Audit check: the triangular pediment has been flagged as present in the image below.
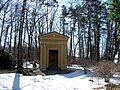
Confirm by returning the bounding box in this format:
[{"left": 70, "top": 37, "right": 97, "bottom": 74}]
[{"left": 40, "top": 31, "right": 68, "bottom": 39}]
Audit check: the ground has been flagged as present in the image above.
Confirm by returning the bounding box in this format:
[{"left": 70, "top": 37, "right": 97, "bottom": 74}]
[{"left": 0, "top": 65, "right": 120, "bottom": 90}]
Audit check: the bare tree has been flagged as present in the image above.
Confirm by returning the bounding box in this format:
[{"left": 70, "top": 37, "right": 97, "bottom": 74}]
[
  {"left": 17, "top": 0, "right": 27, "bottom": 72},
  {"left": 13, "top": 0, "right": 19, "bottom": 61},
  {"left": 49, "top": 6, "right": 58, "bottom": 32},
  {"left": 0, "top": 0, "right": 10, "bottom": 12},
  {"left": 0, "top": 2, "right": 9, "bottom": 46},
  {"left": 8, "top": 1, "right": 14, "bottom": 53},
  {"left": 93, "top": 60, "right": 117, "bottom": 82},
  {"left": 3, "top": 25, "right": 9, "bottom": 50},
  {"left": 86, "top": 2, "right": 92, "bottom": 60}
]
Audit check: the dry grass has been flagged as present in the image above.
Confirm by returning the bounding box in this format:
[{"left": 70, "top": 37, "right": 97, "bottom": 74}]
[{"left": 105, "top": 83, "right": 120, "bottom": 90}]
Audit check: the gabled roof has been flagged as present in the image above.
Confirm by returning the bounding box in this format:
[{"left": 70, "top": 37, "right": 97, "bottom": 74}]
[{"left": 40, "top": 31, "right": 68, "bottom": 40}]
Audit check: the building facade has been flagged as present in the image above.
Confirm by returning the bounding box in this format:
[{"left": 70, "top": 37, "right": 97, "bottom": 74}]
[{"left": 39, "top": 32, "right": 68, "bottom": 69}]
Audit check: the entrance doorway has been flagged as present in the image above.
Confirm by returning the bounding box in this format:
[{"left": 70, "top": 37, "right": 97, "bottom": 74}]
[{"left": 49, "top": 50, "right": 58, "bottom": 69}]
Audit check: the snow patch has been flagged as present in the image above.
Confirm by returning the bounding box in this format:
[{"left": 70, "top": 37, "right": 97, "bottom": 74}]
[{"left": 0, "top": 66, "right": 120, "bottom": 90}]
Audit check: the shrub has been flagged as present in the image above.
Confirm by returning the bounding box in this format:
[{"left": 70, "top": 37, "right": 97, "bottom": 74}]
[
  {"left": 0, "top": 50, "right": 15, "bottom": 70},
  {"left": 105, "top": 83, "right": 120, "bottom": 90},
  {"left": 93, "top": 60, "right": 117, "bottom": 82}
]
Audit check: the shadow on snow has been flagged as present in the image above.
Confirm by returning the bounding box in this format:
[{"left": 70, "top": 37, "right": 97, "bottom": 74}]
[
  {"left": 42, "top": 68, "right": 92, "bottom": 78},
  {"left": 12, "top": 73, "right": 20, "bottom": 90},
  {"left": 61, "top": 69, "right": 92, "bottom": 78}
]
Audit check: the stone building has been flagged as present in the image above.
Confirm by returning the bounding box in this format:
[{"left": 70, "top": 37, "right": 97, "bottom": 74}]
[{"left": 39, "top": 32, "right": 68, "bottom": 69}]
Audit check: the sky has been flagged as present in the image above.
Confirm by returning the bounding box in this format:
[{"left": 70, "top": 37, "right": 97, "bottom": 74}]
[
  {"left": 57, "top": 0, "right": 107, "bottom": 6},
  {"left": 57, "top": 0, "right": 82, "bottom": 7}
]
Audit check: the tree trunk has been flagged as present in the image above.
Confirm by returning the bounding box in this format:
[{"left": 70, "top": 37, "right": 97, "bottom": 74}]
[
  {"left": 3, "top": 25, "right": 9, "bottom": 50},
  {"left": 113, "top": 22, "right": 119, "bottom": 61},
  {"left": 49, "top": 7, "right": 58, "bottom": 32},
  {"left": 82, "top": 35, "right": 84, "bottom": 58},
  {"left": 13, "top": 1, "right": 19, "bottom": 61},
  {"left": 118, "top": 45, "right": 120, "bottom": 63},
  {"left": 104, "top": 20, "right": 111, "bottom": 58},
  {"left": 104, "top": 75, "right": 110, "bottom": 82},
  {"left": 13, "top": 22, "right": 19, "bottom": 62},
  {"left": 78, "top": 24, "right": 81, "bottom": 58},
  {"left": 0, "top": 9, "right": 6, "bottom": 46},
  {"left": 17, "top": 0, "right": 26, "bottom": 73},
  {"left": 9, "top": 13, "right": 13, "bottom": 53},
  {"left": 94, "top": 16, "right": 100, "bottom": 61},
  {"left": 87, "top": 4, "right": 92, "bottom": 59},
  {"left": 69, "top": 31, "right": 73, "bottom": 57}
]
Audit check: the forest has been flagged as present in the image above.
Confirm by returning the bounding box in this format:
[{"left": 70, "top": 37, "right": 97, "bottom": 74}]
[{"left": 0, "top": 0, "right": 120, "bottom": 72}]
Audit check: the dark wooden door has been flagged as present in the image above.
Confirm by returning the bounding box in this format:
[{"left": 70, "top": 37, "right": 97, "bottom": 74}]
[{"left": 49, "top": 50, "right": 58, "bottom": 69}]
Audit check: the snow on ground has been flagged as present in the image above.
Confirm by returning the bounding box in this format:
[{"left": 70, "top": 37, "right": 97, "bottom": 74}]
[{"left": 0, "top": 65, "right": 120, "bottom": 90}]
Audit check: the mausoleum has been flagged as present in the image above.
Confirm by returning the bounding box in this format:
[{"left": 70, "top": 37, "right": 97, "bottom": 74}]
[{"left": 39, "top": 32, "right": 68, "bottom": 69}]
